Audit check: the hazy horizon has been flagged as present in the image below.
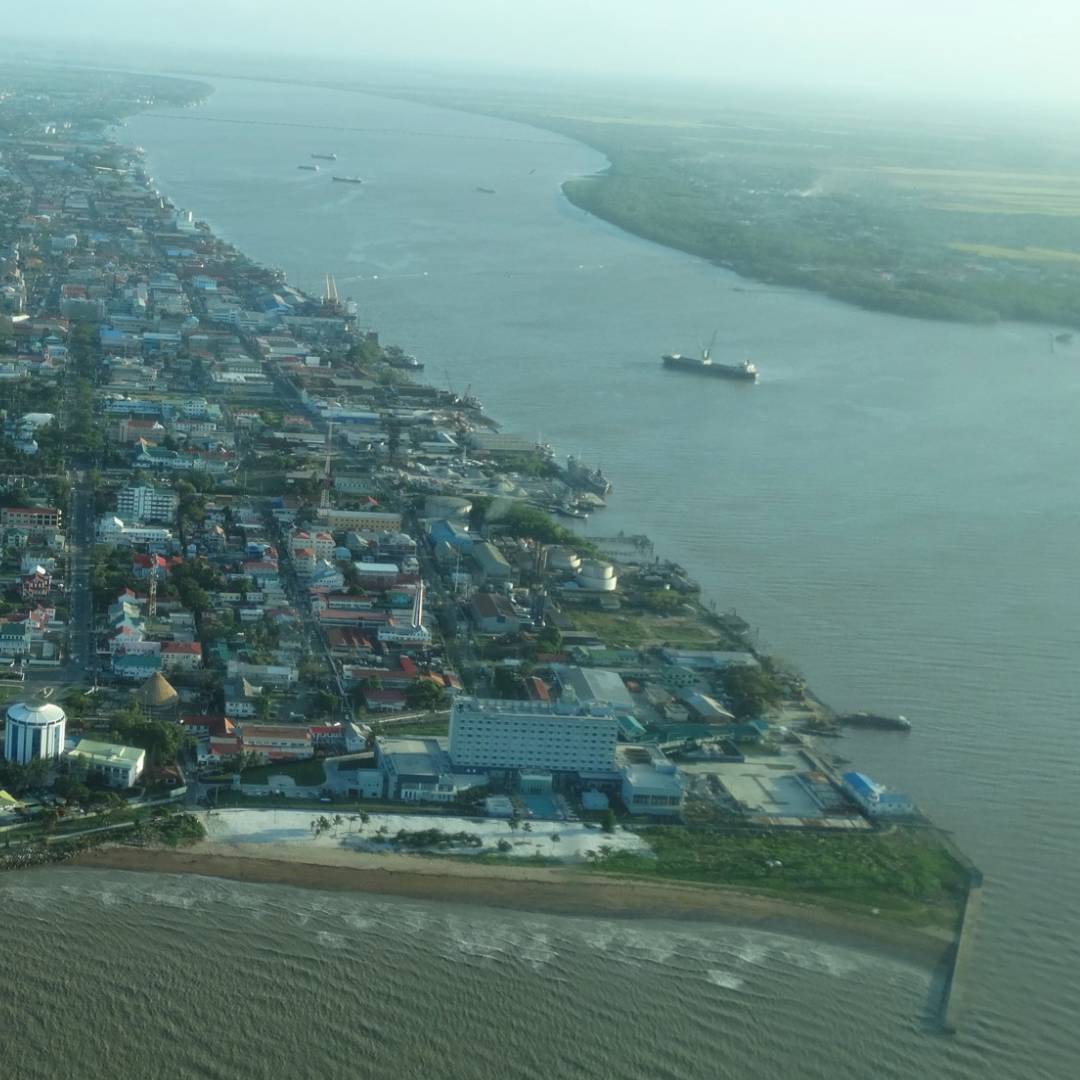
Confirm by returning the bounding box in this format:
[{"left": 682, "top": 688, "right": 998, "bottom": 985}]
[{"left": 6, "top": 0, "right": 1080, "bottom": 109}]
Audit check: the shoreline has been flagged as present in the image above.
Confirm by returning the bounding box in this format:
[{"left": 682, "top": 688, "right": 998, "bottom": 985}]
[
  {"left": 73, "top": 841, "right": 952, "bottom": 968},
  {"left": 36, "top": 72, "right": 962, "bottom": 982}
]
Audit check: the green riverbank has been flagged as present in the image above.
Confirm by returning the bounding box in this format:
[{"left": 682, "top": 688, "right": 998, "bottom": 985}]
[{"left": 387, "top": 83, "right": 1080, "bottom": 328}]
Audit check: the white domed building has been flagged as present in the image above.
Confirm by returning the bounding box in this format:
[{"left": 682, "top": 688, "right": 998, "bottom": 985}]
[{"left": 4, "top": 700, "right": 67, "bottom": 765}]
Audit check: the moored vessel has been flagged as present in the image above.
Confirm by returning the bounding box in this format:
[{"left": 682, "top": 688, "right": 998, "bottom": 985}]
[
  {"left": 838, "top": 712, "right": 912, "bottom": 732},
  {"left": 565, "top": 455, "right": 612, "bottom": 496}
]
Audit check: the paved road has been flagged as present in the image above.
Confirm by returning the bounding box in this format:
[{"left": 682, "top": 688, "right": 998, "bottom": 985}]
[{"left": 65, "top": 469, "right": 97, "bottom": 683}]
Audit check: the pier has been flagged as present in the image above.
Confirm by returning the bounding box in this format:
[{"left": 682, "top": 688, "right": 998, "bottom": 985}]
[{"left": 940, "top": 867, "right": 984, "bottom": 1034}]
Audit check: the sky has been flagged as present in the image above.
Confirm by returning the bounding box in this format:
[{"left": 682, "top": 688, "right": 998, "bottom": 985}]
[{"left": 12, "top": 0, "right": 1080, "bottom": 106}]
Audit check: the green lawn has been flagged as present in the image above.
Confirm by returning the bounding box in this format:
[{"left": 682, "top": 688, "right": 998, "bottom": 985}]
[
  {"left": 570, "top": 612, "right": 648, "bottom": 647},
  {"left": 592, "top": 826, "right": 970, "bottom": 925},
  {"left": 391, "top": 717, "right": 450, "bottom": 737},
  {"left": 240, "top": 759, "right": 327, "bottom": 786}
]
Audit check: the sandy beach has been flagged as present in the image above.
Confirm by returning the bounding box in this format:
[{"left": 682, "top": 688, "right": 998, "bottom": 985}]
[{"left": 73, "top": 838, "right": 954, "bottom": 967}]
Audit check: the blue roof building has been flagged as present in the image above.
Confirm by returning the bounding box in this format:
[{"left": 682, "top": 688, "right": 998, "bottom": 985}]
[
  {"left": 842, "top": 771, "right": 914, "bottom": 818},
  {"left": 428, "top": 519, "right": 473, "bottom": 552}
]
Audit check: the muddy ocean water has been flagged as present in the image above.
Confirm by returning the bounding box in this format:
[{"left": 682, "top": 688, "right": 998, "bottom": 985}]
[{"left": 3, "top": 75, "right": 1077, "bottom": 1078}]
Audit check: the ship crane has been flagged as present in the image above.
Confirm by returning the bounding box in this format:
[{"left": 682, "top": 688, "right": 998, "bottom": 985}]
[{"left": 702, "top": 329, "right": 719, "bottom": 362}]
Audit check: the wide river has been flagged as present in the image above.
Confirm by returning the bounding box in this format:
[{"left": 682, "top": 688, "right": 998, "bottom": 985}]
[{"left": 6, "top": 77, "right": 1076, "bottom": 1079}]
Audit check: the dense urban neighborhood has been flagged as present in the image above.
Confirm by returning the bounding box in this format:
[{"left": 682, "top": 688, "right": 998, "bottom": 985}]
[{"left": 0, "top": 70, "right": 975, "bottom": 958}]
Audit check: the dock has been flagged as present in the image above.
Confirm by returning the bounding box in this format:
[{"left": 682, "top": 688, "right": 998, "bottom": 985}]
[{"left": 940, "top": 867, "right": 984, "bottom": 1034}]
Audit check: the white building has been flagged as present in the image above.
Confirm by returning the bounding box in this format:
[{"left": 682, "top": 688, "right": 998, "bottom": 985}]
[
  {"left": 290, "top": 529, "right": 335, "bottom": 561},
  {"left": 449, "top": 697, "right": 618, "bottom": 775},
  {"left": 116, "top": 485, "right": 179, "bottom": 524},
  {"left": 3, "top": 700, "right": 67, "bottom": 765},
  {"left": 618, "top": 745, "right": 685, "bottom": 817},
  {"left": 375, "top": 735, "right": 484, "bottom": 802},
  {"left": 67, "top": 739, "right": 145, "bottom": 788},
  {"left": 96, "top": 515, "right": 174, "bottom": 547}
]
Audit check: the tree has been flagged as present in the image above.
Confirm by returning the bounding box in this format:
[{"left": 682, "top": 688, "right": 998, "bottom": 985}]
[
  {"left": 639, "top": 589, "right": 682, "bottom": 615},
  {"left": 718, "top": 663, "right": 783, "bottom": 719},
  {"left": 535, "top": 626, "right": 562, "bottom": 653},
  {"left": 601, "top": 809, "right": 617, "bottom": 834},
  {"left": 405, "top": 679, "right": 447, "bottom": 711},
  {"left": 314, "top": 688, "right": 338, "bottom": 715},
  {"left": 492, "top": 666, "right": 523, "bottom": 700}
]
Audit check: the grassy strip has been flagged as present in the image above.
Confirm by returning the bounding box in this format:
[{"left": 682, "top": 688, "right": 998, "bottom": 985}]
[
  {"left": 389, "top": 717, "right": 450, "bottom": 737},
  {"left": 240, "top": 760, "right": 327, "bottom": 786},
  {"left": 589, "top": 826, "right": 969, "bottom": 927}
]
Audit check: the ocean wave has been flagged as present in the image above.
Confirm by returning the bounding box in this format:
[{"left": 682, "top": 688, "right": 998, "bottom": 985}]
[{"left": 706, "top": 970, "right": 745, "bottom": 991}]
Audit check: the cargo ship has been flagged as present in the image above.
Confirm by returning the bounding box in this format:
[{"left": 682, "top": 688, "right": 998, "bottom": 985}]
[
  {"left": 332, "top": 176, "right": 364, "bottom": 184},
  {"left": 312, "top": 153, "right": 337, "bottom": 161},
  {"left": 662, "top": 349, "right": 757, "bottom": 381},
  {"left": 565, "top": 455, "right": 612, "bottom": 496}
]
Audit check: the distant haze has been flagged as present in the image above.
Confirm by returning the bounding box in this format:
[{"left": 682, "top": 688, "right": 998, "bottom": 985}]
[{"left": 10, "top": 0, "right": 1080, "bottom": 106}]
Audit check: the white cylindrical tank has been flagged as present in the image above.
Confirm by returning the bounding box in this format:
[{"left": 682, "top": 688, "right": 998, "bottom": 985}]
[
  {"left": 548, "top": 547, "right": 582, "bottom": 573},
  {"left": 4, "top": 700, "right": 67, "bottom": 765},
  {"left": 577, "top": 559, "right": 618, "bottom": 592}
]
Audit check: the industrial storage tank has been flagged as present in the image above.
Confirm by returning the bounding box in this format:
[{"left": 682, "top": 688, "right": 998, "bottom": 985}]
[
  {"left": 576, "top": 559, "right": 618, "bottom": 592},
  {"left": 548, "top": 547, "right": 582, "bottom": 573}
]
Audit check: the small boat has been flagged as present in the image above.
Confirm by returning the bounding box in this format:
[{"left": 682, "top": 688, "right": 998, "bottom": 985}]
[
  {"left": 556, "top": 501, "right": 589, "bottom": 520},
  {"left": 837, "top": 713, "right": 912, "bottom": 732},
  {"left": 476, "top": 186, "right": 496, "bottom": 195},
  {"left": 387, "top": 353, "right": 424, "bottom": 371},
  {"left": 298, "top": 164, "right": 319, "bottom": 171},
  {"left": 332, "top": 176, "right": 364, "bottom": 184},
  {"left": 311, "top": 153, "right": 337, "bottom": 161}
]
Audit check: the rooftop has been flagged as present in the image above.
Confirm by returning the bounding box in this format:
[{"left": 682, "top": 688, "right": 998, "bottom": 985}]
[
  {"left": 136, "top": 671, "right": 178, "bottom": 706},
  {"left": 452, "top": 696, "right": 617, "bottom": 719},
  {"left": 68, "top": 739, "right": 144, "bottom": 767}
]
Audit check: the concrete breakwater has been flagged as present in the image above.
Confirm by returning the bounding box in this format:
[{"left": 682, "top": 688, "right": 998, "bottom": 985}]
[
  {"left": 931, "top": 825, "right": 984, "bottom": 1034},
  {"left": 940, "top": 871, "right": 984, "bottom": 1034}
]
